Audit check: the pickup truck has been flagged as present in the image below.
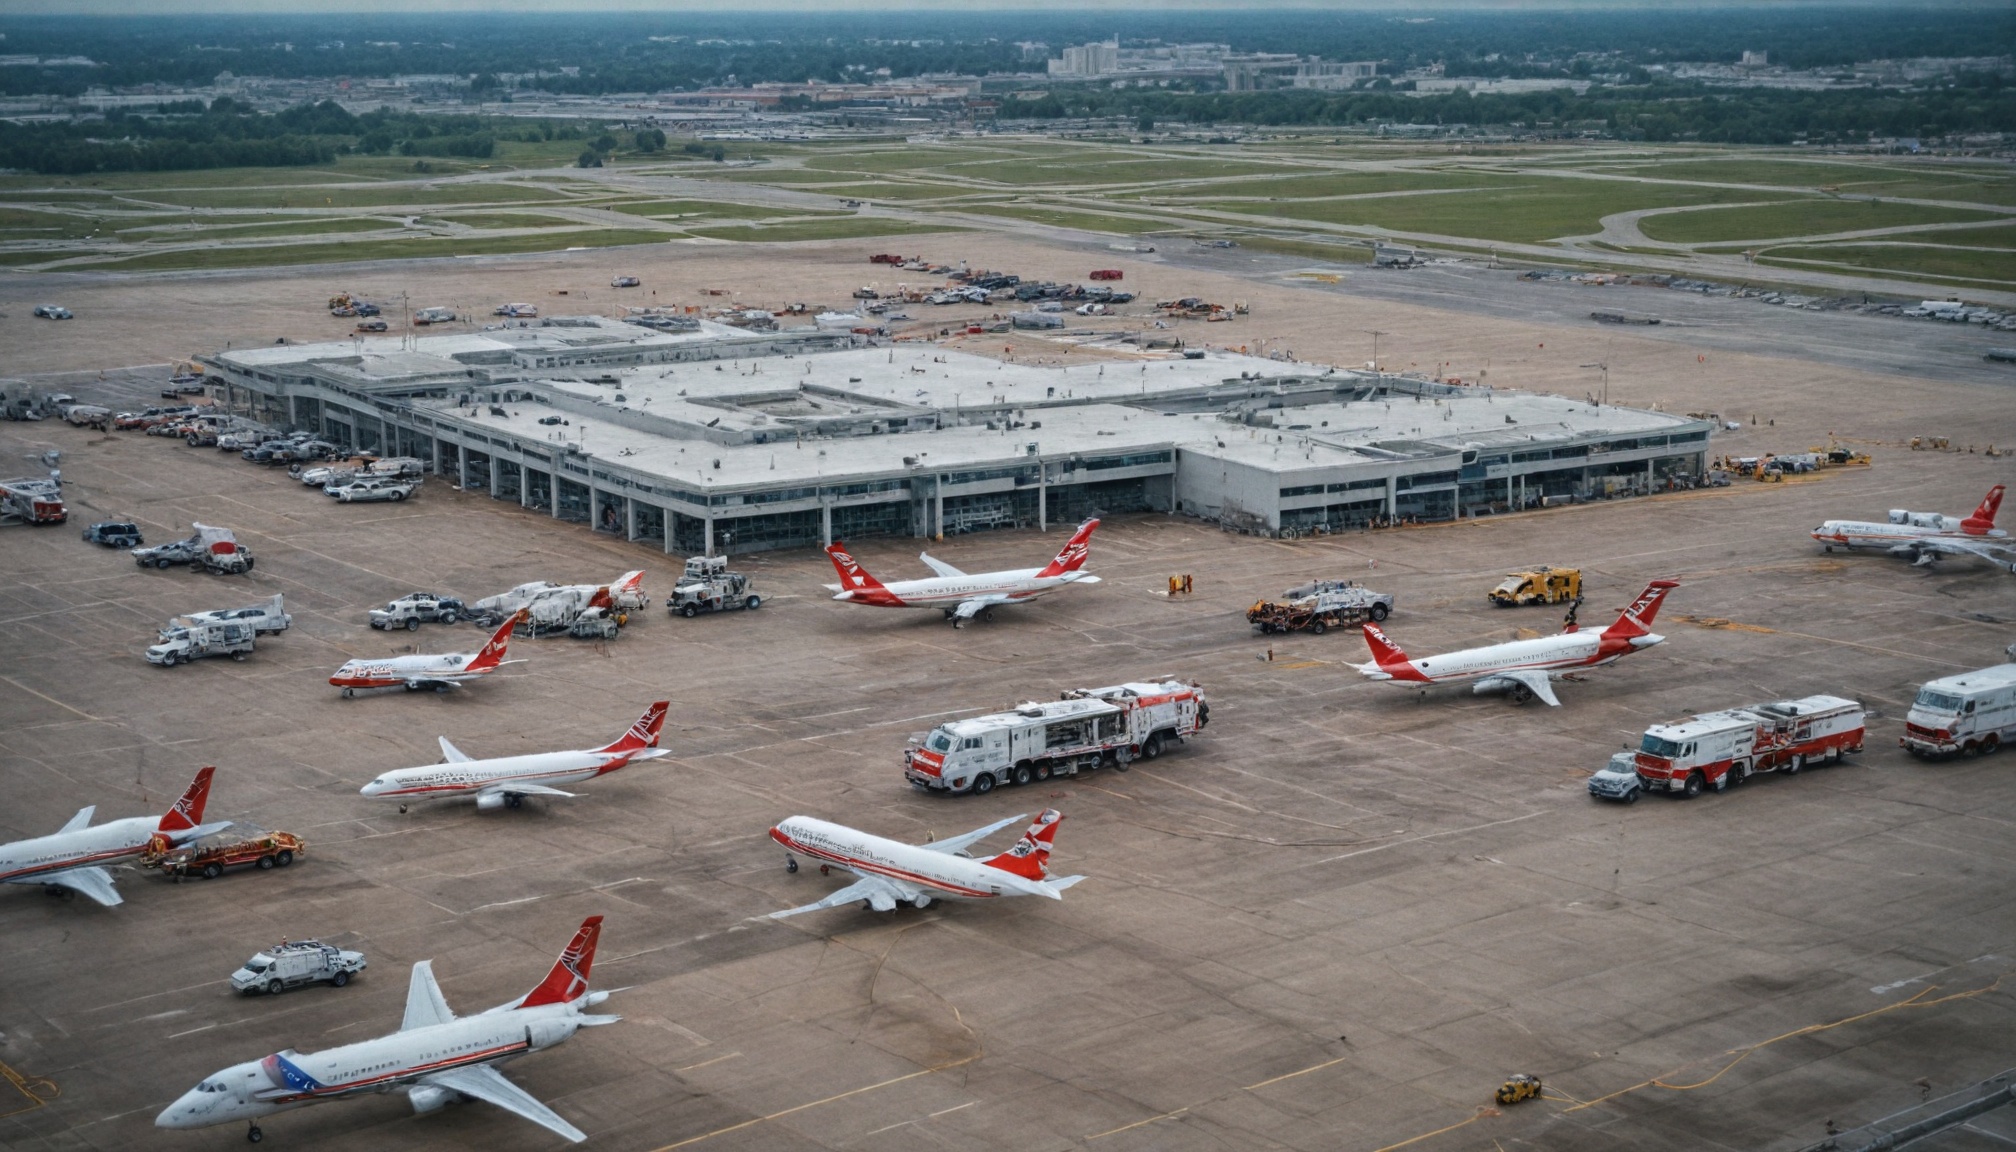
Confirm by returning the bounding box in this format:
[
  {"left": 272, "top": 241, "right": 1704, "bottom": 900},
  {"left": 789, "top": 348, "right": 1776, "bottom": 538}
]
[
  {"left": 369, "top": 593, "right": 465, "bottom": 630},
  {"left": 230, "top": 939, "right": 365, "bottom": 996},
  {"left": 83, "top": 521, "right": 143, "bottom": 548},
  {"left": 181, "top": 594, "right": 291, "bottom": 635},
  {"left": 146, "top": 620, "right": 256, "bottom": 666}
]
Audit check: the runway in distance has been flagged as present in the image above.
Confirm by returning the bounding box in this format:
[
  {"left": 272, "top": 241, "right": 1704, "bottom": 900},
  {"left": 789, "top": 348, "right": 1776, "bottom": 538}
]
[
  {"left": 361, "top": 701, "right": 670, "bottom": 811},
  {"left": 1812, "top": 484, "right": 2014, "bottom": 573},
  {"left": 823, "top": 518, "right": 1101, "bottom": 625},
  {"left": 329, "top": 609, "right": 527, "bottom": 696},
  {"left": 0, "top": 767, "right": 229, "bottom": 906},
  {"left": 769, "top": 808, "right": 1083, "bottom": 916},
  {"left": 1354, "top": 579, "right": 1680, "bottom": 706},
  {"left": 157, "top": 915, "right": 619, "bottom": 1144}
]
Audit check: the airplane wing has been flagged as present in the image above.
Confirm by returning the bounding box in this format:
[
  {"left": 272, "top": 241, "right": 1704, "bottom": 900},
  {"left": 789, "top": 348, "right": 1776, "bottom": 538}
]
[
  {"left": 1920, "top": 538, "right": 2016, "bottom": 570},
  {"left": 419, "top": 1064, "right": 586, "bottom": 1144},
  {"left": 6, "top": 865, "right": 120, "bottom": 906},
  {"left": 438, "top": 737, "right": 471, "bottom": 763},
  {"left": 918, "top": 552, "right": 967, "bottom": 579},
  {"left": 769, "top": 875, "right": 916, "bottom": 918},
  {"left": 953, "top": 593, "right": 1022, "bottom": 619},
  {"left": 58, "top": 805, "right": 95, "bottom": 833},
  {"left": 920, "top": 813, "right": 1025, "bottom": 856},
  {"left": 478, "top": 783, "right": 577, "bottom": 800},
  {"left": 1496, "top": 669, "right": 1561, "bottom": 707},
  {"left": 401, "top": 960, "right": 455, "bottom": 1031}
]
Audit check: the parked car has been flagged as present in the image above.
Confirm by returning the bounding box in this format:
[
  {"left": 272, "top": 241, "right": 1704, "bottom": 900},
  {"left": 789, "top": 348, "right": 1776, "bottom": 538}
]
[
  {"left": 32, "top": 305, "right": 73, "bottom": 320},
  {"left": 330, "top": 477, "right": 417, "bottom": 503},
  {"left": 369, "top": 593, "right": 466, "bottom": 630},
  {"left": 83, "top": 520, "right": 143, "bottom": 548},
  {"left": 355, "top": 318, "right": 388, "bottom": 333},
  {"left": 612, "top": 276, "right": 641, "bottom": 288},
  {"left": 1586, "top": 752, "right": 1644, "bottom": 803}
]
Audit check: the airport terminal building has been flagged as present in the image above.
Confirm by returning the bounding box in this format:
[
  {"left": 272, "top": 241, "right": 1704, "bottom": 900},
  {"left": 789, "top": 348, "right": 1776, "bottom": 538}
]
[{"left": 203, "top": 318, "right": 1713, "bottom": 555}]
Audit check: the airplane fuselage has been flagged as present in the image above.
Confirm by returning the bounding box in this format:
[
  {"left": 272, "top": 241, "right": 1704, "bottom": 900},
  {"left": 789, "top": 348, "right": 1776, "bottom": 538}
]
[
  {"left": 361, "top": 748, "right": 665, "bottom": 801},
  {"left": 1812, "top": 519, "right": 2006, "bottom": 552},
  {"left": 1363, "top": 632, "right": 1660, "bottom": 686},
  {"left": 832, "top": 566, "right": 1093, "bottom": 609},
  {"left": 331, "top": 652, "right": 487, "bottom": 690},
  {"left": 770, "top": 817, "right": 1030, "bottom": 901},
  {"left": 156, "top": 1004, "right": 584, "bottom": 1131},
  {"left": 0, "top": 816, "right": 163, "bottom": 886}
]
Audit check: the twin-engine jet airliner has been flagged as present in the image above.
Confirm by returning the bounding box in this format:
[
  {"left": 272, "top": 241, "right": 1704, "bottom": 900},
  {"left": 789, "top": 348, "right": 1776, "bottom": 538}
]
[
  {"left": 0, "top": 767, "right": 229, "bottom": 906},
  {"left": 769, "top": 809, "right": 1083, "bottom": 916},
  {"left": 823, "top": 519, "right": 1101, "bottom": 625},
  {"left": 330, "top": 609, "right": 527, "bottom": 696},
  {"left": 158, "top": 915, "right": 618, "bottom": 1144},
  {"left": 1812, "top": 485, "right": 2013, "bottom": 573},
  {"left": 1354, "top": 580, "right": 1679, "bottom": 706},
  {"left": 361, "top": 701, "right": 669, "bottom": 811}
]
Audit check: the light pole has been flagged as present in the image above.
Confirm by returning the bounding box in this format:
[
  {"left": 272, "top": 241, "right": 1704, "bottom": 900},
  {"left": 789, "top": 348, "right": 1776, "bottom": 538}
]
[
  {"left": 1365, "top": 329, "right": 1388, "bottom": 371},
  {"left": 1579, "top": 361, "right": 1610, "bottom": 406}
]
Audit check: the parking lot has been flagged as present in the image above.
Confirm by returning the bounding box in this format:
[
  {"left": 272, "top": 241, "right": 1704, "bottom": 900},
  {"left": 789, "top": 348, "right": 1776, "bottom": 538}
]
[{"left": 2, "top": 410, "right": 2014, "bottom": 1152}]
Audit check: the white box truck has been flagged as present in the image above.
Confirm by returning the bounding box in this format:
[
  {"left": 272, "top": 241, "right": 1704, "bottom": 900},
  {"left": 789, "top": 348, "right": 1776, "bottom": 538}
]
[
  {"left": 1632, "top": 695, "right": 1865, "bottom": 797},
  {"left": 903, "top": 679, "right": 1209, "bottom": 795},
  {"left": 1903, "top": 664, "right": 2016, "bottom": 758}
]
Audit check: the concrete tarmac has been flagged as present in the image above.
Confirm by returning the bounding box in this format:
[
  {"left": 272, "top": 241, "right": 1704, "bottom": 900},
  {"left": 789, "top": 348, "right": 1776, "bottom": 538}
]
[{"left": 3, "top": 415, "right": 2014, "bottom": 1152}]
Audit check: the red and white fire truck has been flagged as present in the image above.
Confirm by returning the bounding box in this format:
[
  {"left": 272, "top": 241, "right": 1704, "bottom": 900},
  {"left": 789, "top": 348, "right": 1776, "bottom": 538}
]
[
  {"left": 904, "top": 679, "right": 1209, "bottom": 795},
  {"left": 1634, "top": 695, "right": 1865, "bottom": 797}
]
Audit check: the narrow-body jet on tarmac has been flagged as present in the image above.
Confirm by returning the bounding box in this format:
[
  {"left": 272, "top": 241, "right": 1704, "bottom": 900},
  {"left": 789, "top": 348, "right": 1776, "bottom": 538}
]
[
  {"left": 1812, "top": 485, "right": 2013, "bottom": 573},
  {"left": 823, "top": 519, "right": 1101, "bottom": 625},
  {"left": 361, "top": 701, "right": 669, "bottom": 811},
  {"left": 769, "top": 809, "right": 1083, "bottom": 916},
  {"left": 0, "top": 767, "right": 229, "bottom": 906},
  {"left": 330, "top": 609, "right": 526, "bottom": 696}
]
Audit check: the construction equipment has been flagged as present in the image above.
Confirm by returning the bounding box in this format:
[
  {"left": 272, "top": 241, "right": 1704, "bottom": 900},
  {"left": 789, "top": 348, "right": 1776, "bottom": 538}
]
[
  {"left": 1247, "top": 580, "right": 1393, "bottom": 635},
  {"left": 0, "top": 475, "right": 67, "bottom": 525},
  {"left": 1496, "top": 1074, "right": 1543, "bottom": 1105},
  {"left": 667, "top": 554, "right": 761, "bottom": 617},
  {"left": 1489, "top": 567, "right": 1580, "bottom": 607}
]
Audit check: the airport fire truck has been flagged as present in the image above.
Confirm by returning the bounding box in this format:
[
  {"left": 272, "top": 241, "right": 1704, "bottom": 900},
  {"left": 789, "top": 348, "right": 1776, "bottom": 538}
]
[
  {"left": 0, "top": 475, "right": 66, "bottom": 524},
  {"left": 1902, "top": 663, "right": 2016, "bottom": 758},
  {"left": 903, "top": 679, "right": 1209, "bottom": 795},
  {"left": 1633, "top": 695, "right": 1865, "bottom": 797}
]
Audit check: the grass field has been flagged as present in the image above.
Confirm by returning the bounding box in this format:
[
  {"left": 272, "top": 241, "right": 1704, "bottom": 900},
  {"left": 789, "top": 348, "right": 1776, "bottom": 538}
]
[
  {"left": 54, "top": 227, "right": 679, "bottom": 272},
  {"left": 426, "top": 212, "right": 609, "bottom": 230},
  {"left": 606, "top": 199, "right": 845, "bottom": 221},
  {"left": 1756, "top": 243, "right": 2016, "bottom": 287},
  {"left": 807, "top": 183, "right": 986, "bottom": 202},
  {"left": 119, "top": 216, "right": 401, "bottom": 240},
  {"left": 119, "top": 182, "right": 570, "bottom": 210},
  {"left": 1134, "top": 169, "right": 1507, "bottom": 202},
  {"left": 1638, "top": 198, "right": 2007, "bottom": 244},
  {"left": 1591, "top": 158, "right": 2016, "bottom": 206},
  {"left": 687, "top": 218, "right": 965, "bottom": 243},
  {"left": 947, "top": 203, "right": 1177, "bottom": 234},
  {"left": 1203, "top": 181, "right": 1800, "bottom": 243},
  {"left": 935, "top": 156, "right": 1297, "bottom": 187}
]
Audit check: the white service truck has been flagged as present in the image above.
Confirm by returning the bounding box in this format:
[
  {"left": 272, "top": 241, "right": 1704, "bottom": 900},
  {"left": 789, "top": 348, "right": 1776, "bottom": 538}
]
[
  {"left": 181, "top": 594, "right": 292, "bottom": 635},
  {"left": 1902, "top": 664, "right": 2016, "bottom": 758},
  {"left": 146, "top": 620, "right": 256, "bottom": 666},
  {"left": 904, "top": 679, "right": 1209, "bottom": 795},
  {"left": 1632, "top": 695, "right": 1865, "bottom": 797},
  {"left": 230, "top": 939, "right": 367, "bottom": 996}
]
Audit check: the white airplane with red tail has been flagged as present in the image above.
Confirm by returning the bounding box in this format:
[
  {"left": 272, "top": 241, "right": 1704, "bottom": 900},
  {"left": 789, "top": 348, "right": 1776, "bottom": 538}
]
[
  {"left": 769, "top": 809, "right": 1083, "bottom": 917},
  {"left": 1353, "top": 579, "right": 1679, "bottom": 706},
  {"left": 330, "top": 609, "right": 527, "bottom": 697},
  {"left": 0, "top": 767, "right": 230, "bottom": 906},
  {"left": 1812, "top": 485, "right": 2015, "bottom": 573},
  {"left": 823, "top": 519, "right": 1101, "bottom": 626},
  {"left": 361, "top": 701, "right": 670, "bottom": 811},
  {"left": 158, "top": 915, "right": 619, "bottom": 1144}
]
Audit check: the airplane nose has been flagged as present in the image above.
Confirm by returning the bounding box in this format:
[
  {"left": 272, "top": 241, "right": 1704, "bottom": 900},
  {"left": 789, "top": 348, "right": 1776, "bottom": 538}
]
[{"left": 155, "top": 1097, "right": 197, "bottom": 1129}]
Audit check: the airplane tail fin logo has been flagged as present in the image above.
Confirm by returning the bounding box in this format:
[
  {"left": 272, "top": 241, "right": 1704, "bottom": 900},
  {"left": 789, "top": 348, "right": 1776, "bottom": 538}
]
[
  {"left": 596, "top": 701, "right": 669, "bottom": 754},
  {"left": 613, "top": 570, "right": 644, "bottom": 596},
  {"left": 519, "top": 915, "right": 604, "bottom": 1008},
  {"left": 1962, "top": 485, "right": 2005, "bottom": 535},
  {"left": 1601, "top": 579, "right": 1680, "bottom": 641},
  {"left": 1361, "top": 622, "right": 1410, "bottom": 667},
  {"left": 157, "top": 766, "right": 215, "bottom": 834},
  {"left": 468, "top": 610, "right": 527, "bottom": 670},
  {"left": 985, "top": 809, "right": 1064, "bottom": 880},
  {"left": 825, "top": 542, "right": 887, "bottom": 591},
  {"left": 1037, "top": 519, "right": 1100, "bottom": 578}
]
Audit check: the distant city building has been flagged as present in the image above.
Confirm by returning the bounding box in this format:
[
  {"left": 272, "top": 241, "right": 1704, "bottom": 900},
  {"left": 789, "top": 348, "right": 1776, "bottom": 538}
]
[
  {"left": 1289, "top": 60, "right": 1380, "bottom": 90},
  {"left": 1048, "top": 40, "right": 1119, "bottom": 78},
  {"left": 1740, "top": 50, "right": 1769, "bottom": 67}
]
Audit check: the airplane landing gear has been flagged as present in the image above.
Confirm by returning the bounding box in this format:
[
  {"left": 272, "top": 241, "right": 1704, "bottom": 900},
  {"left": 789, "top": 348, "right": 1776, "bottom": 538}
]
[
  {"left": 341, "top": 687, "right": 354, "bottom": 699},
  {"left": 247, "top": 1122, "right": 263, "bottom": 1143},
  {"left": 43, "top": 885, "right": 73, "bottom": 901},
  {"left": 504, "top": 794, "right": 523, "bottom": 810},
  {"left": 785, "top": 856, "right": 798, "bottom": 873},
  {"left": 819, "top": 864, "right": 830, "bottom": 876},
  {"left": 398, "top": 804, "right": 409, "bottom": 814}
]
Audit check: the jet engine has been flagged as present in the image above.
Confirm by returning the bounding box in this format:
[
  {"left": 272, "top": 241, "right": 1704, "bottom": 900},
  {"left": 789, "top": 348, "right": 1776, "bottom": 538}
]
[
  {"left": 475, "top": 792, "right": 507, "bottom": 812},
  {"left": 526, "top": 1018, "right": 578, "bottom": 1051},
  {"left": 408, "top": 1084, "right": 455, "bottom": 1114}
]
